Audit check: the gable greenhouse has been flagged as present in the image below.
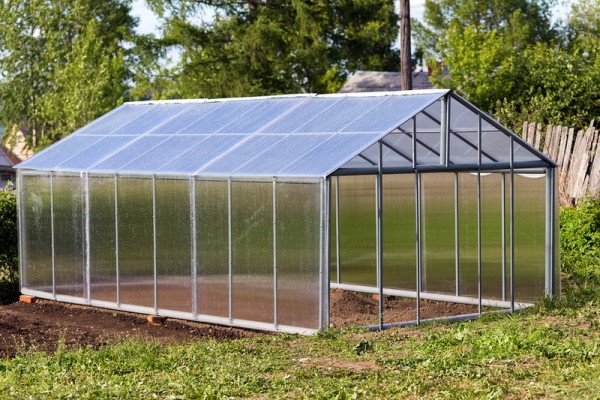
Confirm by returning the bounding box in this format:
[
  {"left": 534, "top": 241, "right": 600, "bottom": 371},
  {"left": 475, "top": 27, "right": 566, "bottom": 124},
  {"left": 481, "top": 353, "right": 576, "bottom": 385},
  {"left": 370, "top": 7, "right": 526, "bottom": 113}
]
[{"left": 15, "top": 90, "right": 559, "bottom": 334}]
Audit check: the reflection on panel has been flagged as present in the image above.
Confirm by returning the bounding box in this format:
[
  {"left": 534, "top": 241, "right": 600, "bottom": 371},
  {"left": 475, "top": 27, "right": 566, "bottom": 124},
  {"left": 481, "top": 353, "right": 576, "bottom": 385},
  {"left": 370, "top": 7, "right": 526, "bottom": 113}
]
[
  {"left": 20, "top": 174, "right": 53, "bottom": 291},
  {"left": 89, "top": 176, "right": 117, "bottom": 302},
  {"left": 117, "top": 177, "right": 154, "bottom": 308},
  {"left": 53, "top": 175, "right": 84, "bottom": 298},
  {"left": 276, "top": 181, "right": 320, "bottom": 329},
  {"left": 422, "top": 173, "right": 455, "bottom": 294},
  {"left": 156, "top": 178, "right": 192, "bottom": 313},
  {"left": 514, "top": 173, "right": 546, "bottom": 302},
  {"left": 231, "top": 181, "right": 273, "bottom": 323},
  {"left": 383, "top": 174, "right": 416, "bottom": 290},
  {"left": 196, "top": 179, "right": 229, "bottom": 317},
  {"left": 338, "top": 175, "right": 376, "bottom": 286}
]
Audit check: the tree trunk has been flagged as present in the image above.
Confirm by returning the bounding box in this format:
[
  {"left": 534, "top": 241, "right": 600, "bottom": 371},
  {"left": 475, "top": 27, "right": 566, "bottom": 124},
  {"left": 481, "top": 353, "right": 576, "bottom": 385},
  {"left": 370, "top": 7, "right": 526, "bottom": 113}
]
[{"left": 400, "top": 0, "right": 412, "bottom": 90}]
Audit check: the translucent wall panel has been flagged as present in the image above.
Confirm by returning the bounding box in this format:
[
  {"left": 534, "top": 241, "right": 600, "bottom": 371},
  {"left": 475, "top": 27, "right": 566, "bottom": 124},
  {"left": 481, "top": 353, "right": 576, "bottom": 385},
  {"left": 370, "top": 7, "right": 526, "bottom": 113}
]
[
  {"left": 330, "top": 178, "right": 338, "bottom": 283},
  {"left": 20, "top": 174, "right": 53, "bottom": 291},
  {"left": 89, "top": 176, "right": 117, "bottom": 302},
  {"left": 383, "top": 174, "right": 416, "bottom": 290},
  {"left": 196, "top": 179, "right": 229, "bottom": 317},
  {"left": 276, "top": 181, "right": 320, "bottom": 329},
  {"left": 155, "top": 178, "right": 192, "bottom": 313},
  {"left": 421, "top": 173, "right": 455, "bottom": 294},
  {"left": 117, "top": 177, "right": 154, "bottom": 308},
  {"left": 481, "top": 173, "right": 503, "bottom": 299},
  {"left": 231, "top": 180, "right": 273, "bottom": 323},
  {"left": 52, "top": 175, "right": 84, "bottom": 298},
  {"left": 338, "top": 175, "right": 376, "bottom": 286},
  {"left": 514, "top": 173, "right": 546, "bottom": 302},
  {"left": 458, "top": 173, "right": 477, "bottom": 297}
]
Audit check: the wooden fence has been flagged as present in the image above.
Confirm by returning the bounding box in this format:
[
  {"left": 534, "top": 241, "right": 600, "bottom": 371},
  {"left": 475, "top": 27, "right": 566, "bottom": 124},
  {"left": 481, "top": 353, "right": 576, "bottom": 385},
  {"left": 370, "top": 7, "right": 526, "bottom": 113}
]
[{"left": 521, "top": 121, "right": 599, "bottom": 206}]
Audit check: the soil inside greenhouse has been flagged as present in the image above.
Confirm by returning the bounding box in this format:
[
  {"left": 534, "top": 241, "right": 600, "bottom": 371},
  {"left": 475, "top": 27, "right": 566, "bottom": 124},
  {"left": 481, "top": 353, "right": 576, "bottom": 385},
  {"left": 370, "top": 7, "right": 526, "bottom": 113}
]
[{"left": 0, "top": 290, "right": 480, "bottom": 358}]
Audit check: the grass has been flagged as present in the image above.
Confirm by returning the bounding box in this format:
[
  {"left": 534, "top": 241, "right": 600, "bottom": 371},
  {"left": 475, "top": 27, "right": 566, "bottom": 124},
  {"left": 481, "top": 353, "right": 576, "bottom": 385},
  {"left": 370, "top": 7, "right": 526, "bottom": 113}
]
[{"left": 1, "top": 277, "right": 599, "bottom": 399}]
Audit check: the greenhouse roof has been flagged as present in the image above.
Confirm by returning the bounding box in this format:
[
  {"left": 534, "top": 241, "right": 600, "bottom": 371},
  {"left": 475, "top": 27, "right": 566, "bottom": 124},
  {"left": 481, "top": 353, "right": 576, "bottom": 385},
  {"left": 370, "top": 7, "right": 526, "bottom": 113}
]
[{"left": 16, "top": 90, "right": 555, "bottom": 177}]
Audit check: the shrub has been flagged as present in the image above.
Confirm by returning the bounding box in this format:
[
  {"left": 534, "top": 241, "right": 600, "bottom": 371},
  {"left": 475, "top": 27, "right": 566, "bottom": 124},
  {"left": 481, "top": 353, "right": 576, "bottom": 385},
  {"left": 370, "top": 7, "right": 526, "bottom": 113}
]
[{"left": 0, "top": 184, "right": 18, "bottom": 303}]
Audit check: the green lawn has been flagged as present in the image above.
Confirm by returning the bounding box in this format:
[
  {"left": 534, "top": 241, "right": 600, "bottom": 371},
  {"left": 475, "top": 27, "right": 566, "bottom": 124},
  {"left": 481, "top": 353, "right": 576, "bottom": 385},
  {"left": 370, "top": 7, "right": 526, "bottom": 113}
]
[{"left": 1, "top": 276, "right": 599, "bottom": 399}]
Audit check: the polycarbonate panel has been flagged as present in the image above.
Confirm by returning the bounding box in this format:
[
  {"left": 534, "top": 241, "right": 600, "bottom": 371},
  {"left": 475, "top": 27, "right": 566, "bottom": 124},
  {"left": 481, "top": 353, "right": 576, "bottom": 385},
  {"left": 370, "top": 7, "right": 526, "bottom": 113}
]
[
  {"left": 196, "top": 179, "right": 229, "bottom": 317},
  {"left": 514, "top": 173, "right": 546, "bottom": 302},
  {"left": 481, "top": 173, "right": 504, "bottom": 299},
  {"left": 17, "top": 135, "right": 103, "bottom": 170},
  {"left": 119, "top": 136, "right": 209, "bottom": 173},
  {"left": 458, "top": 173, "right": 478, "bottom": 297},
  {"left": 359, "top": 140, "right": 412, "bottom": 169},
  {"left": 149, "top": 103, "right": 220, "bottom": 135},
  {"left": 56, "top": 136, "right": 137, "bottom": 171},
  {"left": 20, "top": 174, "right": 53, "bottom": 291},
  {"left": 199, "top": 135, "right": 285, "bottom": 174},
  {"left": 514, "top": 141, "right": 543, "bottom": 163},
  {"left": 117, "top": 177, "right": 154, "bottom": 308},
  {"left": 109, "top": 103, "right": 192, "bottom": 135},
  {"left": 422, "top": 173, "right": 455, "bottom": 294},
  {"left": 449, "top": 132, "right": 479, "bottom": 165},
  {"left": 415, "top": 109, "right": 441, "bottom": 132},
  {"left": 415, "top": 132, "right": 441, "bottom": 165},
  {"left": 449, "top": 96, "right": 479, "bottom": 131},
  {"left": 160, "top": 135, "right": 245, "bottom": 174},
  {"left": 259, "top": 97, "right": 341, "bottom": 133},
  {"left": 295, "top": 97, "right": 387, "bottom": 133},
  {"left": 283, "top": 134, "right": 377, "bottom": 176},
  {"left": 89, "top": 176, "right": 117, "bottom": 302},
  {"left": 52, "top": 175, "right": 85, "bottom": 298},
  {"left": 381, "top": 132, "right": 414, "bottom": 164},
  {"left": 276, "top": 181, "right": 320, "bottom": 329},
  {"left": 155, "top": 178, "right": 192, "bottom": 313},
  {"left": 341, "top": 94, "right": 444, "bottom": 133},
  {"left": 91, "top": 136, "right": 169, "bottom": 172},
  {"left": 338, "top": 175, "right": 376, "bottom": 286},
  {"left": 233, "top": 135, "right": 328, "bottom": 175},
  {"left": 383, "top": 174, "right": 416, "bottom": 290},
  {"left": 218, "top": 98, "right": 304, "bottom": 133},
  {"left": 180, "top": 99, "right": 266, "bottom": 134},
  {"left": 77, "top": 104, "right": 153, "bottom": 135},
  {"left": 481, "top": 120, "right": 511, "bottom": 162},
  {"left": 231, "top": 180, "right": 273, "bottom": 323}
]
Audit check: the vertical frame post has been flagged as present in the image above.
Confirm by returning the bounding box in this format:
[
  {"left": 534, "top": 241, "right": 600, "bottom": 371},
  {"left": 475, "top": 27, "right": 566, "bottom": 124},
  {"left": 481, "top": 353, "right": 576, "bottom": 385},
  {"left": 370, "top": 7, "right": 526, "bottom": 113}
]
[
  {"left": 454, "top": 172, "right": 460, "bottom": 297},
  {"left": 335, "top": 176, "right": 340, "bottom": 284},
  {"left": 501, "top": 173, "right": 506, "bottom": 302},
  {"left": 84, "top": 172, "right": 91, "bottom": 304},
  {"left": 50, "top": 172, "right": 56, "bottom": 299},
  {"left": 440, "top": 95, "right": 448, "bottom": 166},
  {"left": 152, "top": 175, "right": 158, "bottom": 314},
  {"left": 273, "top": 177, "right": 278, "bottom": 330},
  {"left": 509, "top": 139, "right": 515, "bottom": 312},
  {"left": 16, "top": 172, "right": 24, "bottom": 292},
  {"left": 228, "top": 178, "right": 233, "bottom": 323},
  {"left": 477, "top": 116, "right": 482, "bottom": 315},
  {"left": 114, "top": 175, "right": 120, "bottom": 306},
  {"left": 545, "top": 167, "right": 556, "bottom": 297},
  {"left": 190, "top": 177, "right": 197, "bottom": 317},
  {"left": 412, "top": 116, "right": 417, "bottom": 169},
  {"left": 319, "top": 177, "right": 331, "bottom": 331},
  {"left": 376, "top": 141, "right": 384, "bottom": 329},
  {"left": 415, "top": 172, "right": 422, "bottom": 324}
]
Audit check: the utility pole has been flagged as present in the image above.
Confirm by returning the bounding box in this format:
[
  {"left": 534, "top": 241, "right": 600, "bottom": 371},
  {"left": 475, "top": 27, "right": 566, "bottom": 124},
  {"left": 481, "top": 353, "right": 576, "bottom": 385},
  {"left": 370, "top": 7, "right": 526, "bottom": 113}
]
[{"left": 400, "top": 0, "right": 412, "bottom": 90}]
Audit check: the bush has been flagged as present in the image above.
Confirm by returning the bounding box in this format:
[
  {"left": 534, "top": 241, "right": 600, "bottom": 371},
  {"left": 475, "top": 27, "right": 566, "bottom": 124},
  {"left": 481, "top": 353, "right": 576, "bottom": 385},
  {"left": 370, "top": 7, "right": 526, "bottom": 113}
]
[{"left": 0, "top": 184, "right": 18, "bottom": 303}]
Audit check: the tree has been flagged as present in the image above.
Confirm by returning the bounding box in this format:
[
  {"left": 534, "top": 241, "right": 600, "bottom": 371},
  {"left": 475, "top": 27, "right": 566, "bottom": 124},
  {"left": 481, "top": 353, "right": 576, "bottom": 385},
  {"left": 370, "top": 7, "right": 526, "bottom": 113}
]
[
  {"left": 147, "top": 0, "right": 399, "bottom": 98},
  {"left": 415, "top": 0, "right": 599, "bottom": 130},
  {"left": 0, "top": 0, "right": 145, "bottom": 150}
]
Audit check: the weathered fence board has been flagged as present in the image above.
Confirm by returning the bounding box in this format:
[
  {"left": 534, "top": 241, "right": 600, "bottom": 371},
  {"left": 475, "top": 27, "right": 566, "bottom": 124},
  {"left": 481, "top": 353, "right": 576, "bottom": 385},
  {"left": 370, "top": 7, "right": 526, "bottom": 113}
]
[{"left": 521, "top": 121, "right": 598, "bottom": 206}]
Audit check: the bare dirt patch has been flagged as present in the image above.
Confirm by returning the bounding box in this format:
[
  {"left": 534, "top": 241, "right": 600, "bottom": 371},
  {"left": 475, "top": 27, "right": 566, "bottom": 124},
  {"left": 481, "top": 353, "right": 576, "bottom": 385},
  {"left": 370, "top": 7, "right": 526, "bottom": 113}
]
[{"left": 0, "top": 289, "right": 481, "bottom": 358}]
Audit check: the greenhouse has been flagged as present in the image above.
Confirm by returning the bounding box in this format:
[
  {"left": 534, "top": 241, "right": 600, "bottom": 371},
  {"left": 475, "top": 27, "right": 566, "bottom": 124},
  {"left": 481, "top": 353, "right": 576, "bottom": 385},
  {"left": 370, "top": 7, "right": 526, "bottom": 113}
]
[{"left": 16, "top": 90, "right": 559, "bottom": 334}]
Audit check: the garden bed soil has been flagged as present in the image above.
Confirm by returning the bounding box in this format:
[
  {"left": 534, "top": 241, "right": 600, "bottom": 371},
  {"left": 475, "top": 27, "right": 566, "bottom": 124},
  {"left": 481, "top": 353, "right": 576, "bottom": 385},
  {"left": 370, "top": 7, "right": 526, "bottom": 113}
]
[{"left": 0, "top": 290, "right": 480, "bottom": 357}]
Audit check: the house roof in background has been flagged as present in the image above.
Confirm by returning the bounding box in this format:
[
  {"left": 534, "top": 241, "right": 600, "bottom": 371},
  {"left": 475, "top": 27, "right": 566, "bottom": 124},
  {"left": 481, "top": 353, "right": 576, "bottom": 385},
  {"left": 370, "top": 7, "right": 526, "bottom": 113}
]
[{"left": 339, "top": 70, "right": 434, "bottom": 93}]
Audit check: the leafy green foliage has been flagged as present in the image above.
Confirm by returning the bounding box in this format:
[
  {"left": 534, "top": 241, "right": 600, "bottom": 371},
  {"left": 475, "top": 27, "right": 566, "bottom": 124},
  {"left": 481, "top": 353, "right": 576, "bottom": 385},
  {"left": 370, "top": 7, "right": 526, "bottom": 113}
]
[
  {"left": 146, "top": 0, "right": 399, "bottom": 98},
  {"left": 0, "top": 186, "right": 18, "bottom": 303},
  {"left": 417, "top": 0, "right": 600, "bottom": 130},
  {"left": 0, "top": 0, "right": 155, "bottom": 151}
]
